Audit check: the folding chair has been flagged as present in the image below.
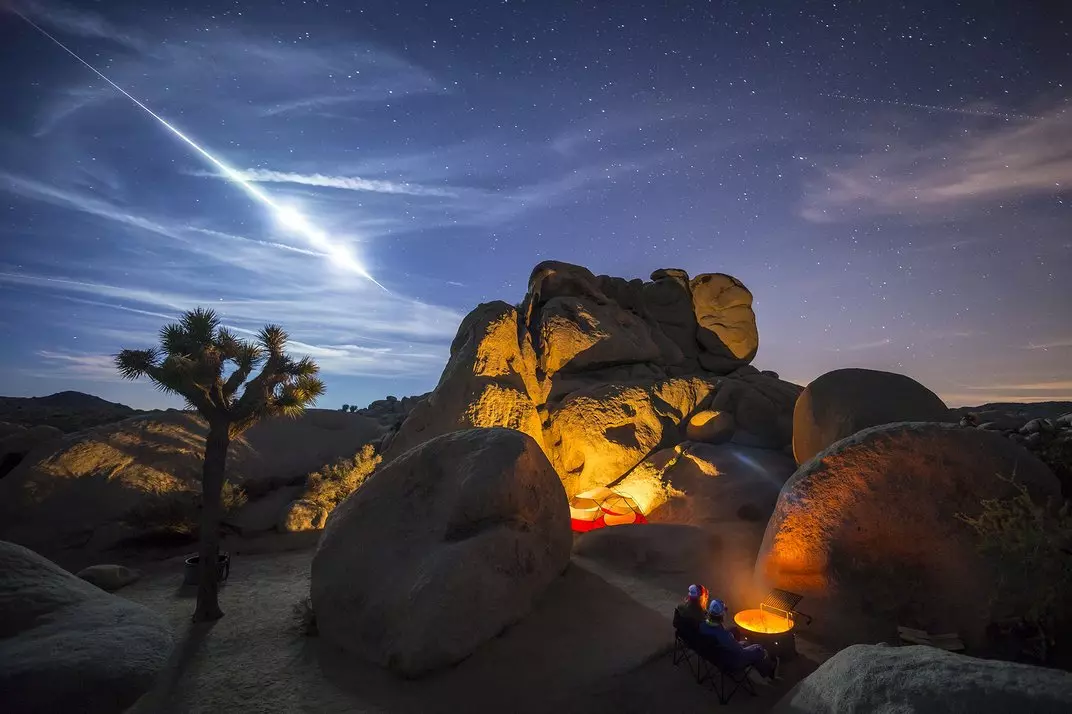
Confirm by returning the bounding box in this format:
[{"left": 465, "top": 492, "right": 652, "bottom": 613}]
[{"left": 696, "top": 641, "right": 758, "bottom": 705}]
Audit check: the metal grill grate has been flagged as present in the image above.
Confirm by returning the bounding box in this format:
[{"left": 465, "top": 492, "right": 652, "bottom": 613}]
[{"left": 759, "top": 589, "right": 804, "bottom": 619}]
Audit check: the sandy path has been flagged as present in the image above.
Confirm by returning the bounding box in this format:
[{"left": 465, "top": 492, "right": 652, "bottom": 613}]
[{"left": 122, "top": 546, "right": 677, "bottom": 714}]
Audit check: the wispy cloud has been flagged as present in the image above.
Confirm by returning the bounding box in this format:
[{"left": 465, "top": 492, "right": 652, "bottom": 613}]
[
  {"left": 829, "top": 337, "right": 893, "bottom": 351},
  {"left": 33, "top": 350, "right": 120, "bottom": 381},
  {"left": 801, "top": 105, "right": 1072, "bottom": 222},
  {"left": 204, "top": 168, "right": 457, "bottom": 198},
  {"left": 14, "top": 0, "right": 148, "bottom": 50}
]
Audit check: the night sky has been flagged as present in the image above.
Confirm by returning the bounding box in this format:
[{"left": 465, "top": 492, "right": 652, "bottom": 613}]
[{"left": 1, "top": 0, "right": 1069, "bottom": 410}]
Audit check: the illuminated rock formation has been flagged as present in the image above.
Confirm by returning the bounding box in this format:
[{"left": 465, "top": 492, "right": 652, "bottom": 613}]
[
  {"left": 792, "top": 367, "right": 953, "bottom": 465},
  {"left": 544, "top": 377, "right": 716, "bottom": 497},
  {"left": 381, "top": 301, "right": 544, "bottom": 460},
  {"left": 382, "top": 261, "right": 797, "bottom": 501},
  {"left": 755, "top": 422, "right": 1061, "bottom": 649},
  {"left": 0, "top": 409, "right": 382, "bottom": 554},
  {"left": 311, "top": 428, "right": 570, "bottom": 677}
]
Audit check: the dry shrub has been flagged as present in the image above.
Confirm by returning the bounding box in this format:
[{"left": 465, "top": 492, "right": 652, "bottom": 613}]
[
  {"left": 301, "top": 442, "right": 381, "bottom": 513},
  {"left": 292, "top": 595, "right": 318, "bottom": 636},
  {"left": 957, "top": 472, "right": 1072, "bottom": 641}
]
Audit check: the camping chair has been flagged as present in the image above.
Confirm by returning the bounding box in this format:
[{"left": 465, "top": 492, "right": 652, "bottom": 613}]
[
  {"left": 671, "top": 611, "right": 758, "bottom": 705},
  {"left": 694, "top": 638, "right": 758, "bottom": 705},
  {"left": 671, "top": 610, "right": 704, "bottom": 682}
]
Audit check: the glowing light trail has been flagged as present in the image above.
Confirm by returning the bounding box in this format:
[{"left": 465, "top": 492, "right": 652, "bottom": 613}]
[{"left": 12, "top": 7, "right": 387, "bottom": 291}]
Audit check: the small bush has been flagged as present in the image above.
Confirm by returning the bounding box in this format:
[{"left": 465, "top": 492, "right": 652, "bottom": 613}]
[
  {"left": 292, "top": 596, "right": 318, "bottom": 636},
  {"left": 301, "top": 442, "right": 382, "bottom": 514},
  {"left": 957, "top": 472, "right": 1072, "bottom": 640}
]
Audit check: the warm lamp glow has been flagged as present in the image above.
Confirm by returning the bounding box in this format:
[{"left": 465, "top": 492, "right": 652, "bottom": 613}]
[
  {"left": 734, "top": 608, "right": 793, "bottom": 634},
  {"left": 689, "top": 410, "right": 721, "bottom": 427}
]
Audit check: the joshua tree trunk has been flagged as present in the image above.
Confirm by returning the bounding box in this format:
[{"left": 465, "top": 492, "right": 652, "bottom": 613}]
[{"left": 193, "top": 423, "right": 230, "bottom": 622}]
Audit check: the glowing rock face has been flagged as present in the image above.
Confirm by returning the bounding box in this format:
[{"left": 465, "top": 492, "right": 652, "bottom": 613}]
[{"left": 755, "top": 422, "right": 1061, "bottom": 649}]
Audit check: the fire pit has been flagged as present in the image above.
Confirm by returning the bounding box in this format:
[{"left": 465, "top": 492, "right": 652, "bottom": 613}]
[{"left": 733, "top": 589, "right": 811, "bottom": 660}]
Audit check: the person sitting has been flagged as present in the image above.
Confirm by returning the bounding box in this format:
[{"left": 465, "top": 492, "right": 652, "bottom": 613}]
[
  {"left": 699, "top": 599, "right": 779, "bottom": 680},
  {"left": 674, "top": 584, "right": 708, "bottom": 628}
]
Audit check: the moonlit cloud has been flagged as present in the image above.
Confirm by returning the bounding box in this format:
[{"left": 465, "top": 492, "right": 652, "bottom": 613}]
[
  {"left": 801, "top": 104, "right": 1072, "bottom": 221},
  {"left": 33, "top": 350, "right": 120, "bottom": 381},
  {"left": 15, "top": 0, "right": 147, "bottom": 50}
]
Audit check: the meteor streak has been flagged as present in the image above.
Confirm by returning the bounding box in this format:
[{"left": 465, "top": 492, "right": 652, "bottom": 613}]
[{"left": 11, "top": 7, "right": 387, "bottom": 291}]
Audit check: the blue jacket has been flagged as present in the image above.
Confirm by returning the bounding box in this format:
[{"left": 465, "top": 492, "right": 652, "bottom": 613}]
[{"left": 699, "top": 620, "right": 745, "bottom": 654}]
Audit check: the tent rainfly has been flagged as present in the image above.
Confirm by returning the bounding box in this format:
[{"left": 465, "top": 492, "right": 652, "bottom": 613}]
[{"left": 568, "top": 487, "right": 647, "bottom": 532}]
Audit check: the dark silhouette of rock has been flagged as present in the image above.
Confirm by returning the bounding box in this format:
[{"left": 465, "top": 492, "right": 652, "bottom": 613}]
[
  {"left": 772, "top": 644, "right": 1072, "bottom": 714},
  {"left": 0, "top": 541, "right": 172, "bottom": 713},
  {"left": 792, "top": 367, "right": 952, "bottom": 464}
]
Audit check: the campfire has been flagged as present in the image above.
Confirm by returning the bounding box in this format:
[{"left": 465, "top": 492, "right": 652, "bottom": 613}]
[{"left": 734, "top": 589, "right": 811, "bottom": 659}]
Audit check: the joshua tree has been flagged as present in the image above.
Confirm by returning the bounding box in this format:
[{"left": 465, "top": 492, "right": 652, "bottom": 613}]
[
  {"left": 342, "top": 403, "right": 350, "bottom": 412},
  {"left": 115, "top": 308, "right": 325, "bottom": 621}
]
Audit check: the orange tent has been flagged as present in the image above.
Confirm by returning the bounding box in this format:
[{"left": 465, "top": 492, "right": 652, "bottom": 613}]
[{"left": 569, "top": 487, "right": 647, "bottom": 532}]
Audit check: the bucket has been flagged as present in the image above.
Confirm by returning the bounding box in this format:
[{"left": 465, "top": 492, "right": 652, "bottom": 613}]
[{"left": 183, "top": 552, "right": 231, "bottom": 586}]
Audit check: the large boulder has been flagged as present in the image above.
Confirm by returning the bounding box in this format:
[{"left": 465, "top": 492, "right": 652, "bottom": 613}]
[
  {"left": 544, "top": 377, "right": 716, "bottom": 497},
  {"left": 0, "top": 409, "right": 381, "bottom": 553},
  {"left": 0, "top": 424, "right": 63, "bottom": 479},
  {"left": 311, "top": 428, "right": 571, "bottom": 677},
  {"left": 690, "top": 273, "right": 758, "bottom": 373},
  {"left": 711, "top": 372, "right": 802, "bottom": 449},
  {"left": 383, "top": 302, "right": 543, "bottom": 460},
  {"left": 756, "top": 422, "right": 1061, "bottom": 648},
  {"left": 792, "top": 367, "right": 951, "bottom": 464},
  {"left": 0, "top": 541, "right": 172, "bottom": 713},
  {"left": 76, "top": 564, "right": 142, "bottom": 592},
  {"left": 772, "top": 644, "right": 1072, "bottom": 714}
]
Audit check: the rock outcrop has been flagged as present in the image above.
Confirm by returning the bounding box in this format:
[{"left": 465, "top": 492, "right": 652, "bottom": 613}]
[
  {"left": 311, "top": 428, "right": 571, "bottom": 677},
  {"left": 792, "top": 367, "right": 952, "bottom": 464},
  {"left": 381, "top": 262, "right": 799, "bottom": 503},
  {"left": 755, "top": 422, "right": 1061, "bottom": 648},
  {"left": 772, "top": 644, "right": 1072, "bottom": 714},
  {"left": 357, "top": 393, "right": 428, "bottom": 427},
  {"left": 0, "top": 541, "right": 172, "bottom": 713},
  {"left": 0, "top": 409, "right": 383, "bottom": 553},
  {"left": 381, "top": 302, "right": 544, "bottom": 460},
  {"left": 955, "top": 407, "right": 1072, "bottom": 499}
]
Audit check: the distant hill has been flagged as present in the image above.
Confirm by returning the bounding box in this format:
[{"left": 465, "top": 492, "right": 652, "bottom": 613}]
[
  {"left": 950, "top": 401, "right": 1072, "bottom": 421},
  {"left": 0, "top": 391, "right": 142, "bottom": 433}
]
